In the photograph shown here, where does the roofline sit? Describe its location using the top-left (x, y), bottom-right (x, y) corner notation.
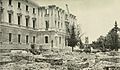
top-left (22, 0), bottom-right (40, 7)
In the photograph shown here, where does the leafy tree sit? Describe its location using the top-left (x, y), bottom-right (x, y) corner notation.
top-left (92, 32), bottom-right (119, 51)
top-left (91, 36), bottom-right (106, 51)
top-left (105, 29), bottom-right (119, 51)
top-left (92, 22), bottom-right (120, 51)
top-left (68, 24), bottom-right (78, 51)
top-left (105, 22), bottom-right (120, 51)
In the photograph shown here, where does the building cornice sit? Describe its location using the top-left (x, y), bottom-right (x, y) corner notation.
top-left (15, 0), bottom-right (40, 7)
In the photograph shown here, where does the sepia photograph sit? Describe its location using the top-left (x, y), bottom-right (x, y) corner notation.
top-left (0, 0), bottom-right (120, 70)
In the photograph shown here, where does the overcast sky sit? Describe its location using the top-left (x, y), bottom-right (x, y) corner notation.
top-left (34, 0), bottom-right (120, 43)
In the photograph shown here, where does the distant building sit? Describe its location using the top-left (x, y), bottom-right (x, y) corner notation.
top-left (0, 0), bottom-right (77, 50)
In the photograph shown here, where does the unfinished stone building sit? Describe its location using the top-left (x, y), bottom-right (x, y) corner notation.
top-left (0, 0), bottom-right (39, 50)
top-left (0, 0), bottom-right (77, 50)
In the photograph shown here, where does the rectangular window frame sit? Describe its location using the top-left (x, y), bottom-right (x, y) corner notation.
top-left (45, 36), bottom-right (48, 43)
top-left (58, 22), bottom-right (60, 28)
top-left (18, 16), bottom-right (21, 25)
top-left (0, 32), bottom-right (2, 42)
top-left (9, 33), bottom-right (12, 42)
top-left (45, 21), bottom-right (49, 30)
top-left (33, 36), bottom-right (35, 43)
top-left (33, 20), bottom-right (36, 29)
top-left (55, 20), bottom-right (56, 27)
top-left (59, 37), bottom-right (61, 44)
top-left (8, 13), bottom-right (12, 23)
top-left (26, 5), bottom-right (28, 11)
top-left (18, 34), bottom-right (21, 43)
top-left (18, 2), bottom-right (21, 9)
top-left (26, 18), bottom-right (29, 27)
top-left (33, 8), bottom-right (35, 14)
top-left (26, 35), bottom-right (29, 44)
top-left (9, 0), bottom-right (12, 5)
top-left (61, 23), bottom-right (63, 28)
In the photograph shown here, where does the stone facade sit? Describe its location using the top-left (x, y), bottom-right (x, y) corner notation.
top-left (0, 0), bottom-right (39, 49)
top-left (0, 0), bottom-right (77, 50)
top-left (38, 5), bottom-right (67, 49)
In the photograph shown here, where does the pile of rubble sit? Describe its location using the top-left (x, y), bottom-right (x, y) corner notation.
top-left (1, 49), bottom-right (120, 70)
top-left (67, 60), bottom-right (89, 70)
top-left (0, 62), bottom-right (50, 70)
